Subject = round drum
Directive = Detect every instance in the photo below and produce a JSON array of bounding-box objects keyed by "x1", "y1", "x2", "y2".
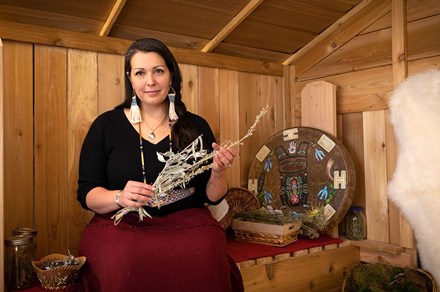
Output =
[{"x1": 247, "y1": 127, "x2": 356, "y2": 228}]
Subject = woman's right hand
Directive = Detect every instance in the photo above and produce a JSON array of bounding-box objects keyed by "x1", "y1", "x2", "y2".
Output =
[{"x1": 118, "y1": 180, "x2": 155, "y2": 208}]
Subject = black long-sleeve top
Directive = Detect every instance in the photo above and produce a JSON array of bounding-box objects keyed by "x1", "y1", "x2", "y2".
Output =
[{"x1": 77, "y1": 109, "x2": 219, "y2": 216}]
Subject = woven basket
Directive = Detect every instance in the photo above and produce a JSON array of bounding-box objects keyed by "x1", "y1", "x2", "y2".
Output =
[
  {"x1": 32, "y1": 254, "x2": 86, "y2": 290},
  {"x1": 342, "y1": 263, "x2": 438, "y2": 292},
  {"x1": 218, "y1": 187, "x2": 261, "y2": 229},
  {"x1": 231, "y1": 218, "x2": 302, "y2": 247}
]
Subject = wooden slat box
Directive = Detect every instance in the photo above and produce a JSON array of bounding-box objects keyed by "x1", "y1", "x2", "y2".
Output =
[{"x1": 227, "y1": 235, "x2": 360, "y2": 292}]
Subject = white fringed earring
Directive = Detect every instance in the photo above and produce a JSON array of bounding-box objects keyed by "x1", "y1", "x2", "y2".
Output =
[
  {"x1": 129, "y1": 91, "x2": 142, "y2": 124},
  {"x1": 168, "y1": 86, "x2": 179, "y2": 121}
]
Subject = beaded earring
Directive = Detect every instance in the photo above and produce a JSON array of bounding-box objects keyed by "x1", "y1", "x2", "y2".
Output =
[
  {"x1": 129, "y1": 90, "x2": 142, "y2": 124},
  {"x1": 168, "y1": 86, "x2": 178, "y2": 121}
]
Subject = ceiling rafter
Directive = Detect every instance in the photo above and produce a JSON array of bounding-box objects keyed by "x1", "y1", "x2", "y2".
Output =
[
  {"x1": 0, "y1": 0, "x2": 370, "y2": 64},
  {"x1": 292, "y1": 0, "x2": 391, "y2": 78},
  {"x1": 201, "y1": 0, "x2": 264, "y2": 53},
  {"x1": 99, "y1": 0, "x2": 127, "y2": 36}
]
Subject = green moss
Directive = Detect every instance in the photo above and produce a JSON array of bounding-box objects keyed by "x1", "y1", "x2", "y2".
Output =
[{"x1": 344, "y1": 263, "x2": 433, "y2": 292}]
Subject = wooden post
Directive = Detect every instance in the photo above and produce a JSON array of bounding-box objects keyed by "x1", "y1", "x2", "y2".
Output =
[
  {"x1": 283, "y1": 65, "x2": 296, "y2": 127},
  {"x1": 390, "y1": 0, "x2": 414, "y2": 251},
  {"x1": 392, "y1": 0, "x2": 407, "y2": 86},
  {"x1": 0, "y1": 37, "x2": 5, "y2": 292},
  {"x1": 301, "y1": 81, "x2": 339, "y2": 237},
  {"x1": 301, "y1": 81, "x2": 337, "y2": 136}
]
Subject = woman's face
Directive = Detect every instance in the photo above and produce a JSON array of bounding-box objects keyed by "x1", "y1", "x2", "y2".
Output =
[{"x1": 129, "y1": 51, "x2": 171, "y2": 107}]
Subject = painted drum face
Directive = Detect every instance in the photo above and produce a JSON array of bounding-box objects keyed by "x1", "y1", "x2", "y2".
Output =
[{"x1": 248, "y1": 127, "x2": 356, "y2": 228}]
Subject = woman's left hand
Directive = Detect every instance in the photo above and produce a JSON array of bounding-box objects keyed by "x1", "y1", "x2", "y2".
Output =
[{"x1": 212, "y1": 142, "x2": 236, "y2": 173}]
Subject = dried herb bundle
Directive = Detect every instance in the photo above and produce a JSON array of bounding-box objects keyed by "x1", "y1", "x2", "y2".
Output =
[
  {"x1": 42, "y1": 257, "x2": 80, "y2": 270},
  {"x1": 344, "y1": 263, "x2": 434, "y2": 291},
  {"x1": 292, "y1": 202, "x2": 329, "y2": 239},
  {"x1": 112, "y1": 106, "x2": 268, "y2": 224},
  {"x1": 237, "y1": 207, "x2": 299, "y2": 225}
]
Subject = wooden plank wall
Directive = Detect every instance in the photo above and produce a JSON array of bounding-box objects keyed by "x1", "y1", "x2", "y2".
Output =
[
  {"x1": 2, "y1": 41, "x2": 286, "y2": 258},
  {"x1": 293, "y1": 0, "x2": 440, "y2": 264}
]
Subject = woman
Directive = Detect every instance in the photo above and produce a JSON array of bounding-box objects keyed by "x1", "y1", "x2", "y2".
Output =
[{"x1": 77, "y1": 38, "x2": 243, "y2": 291}]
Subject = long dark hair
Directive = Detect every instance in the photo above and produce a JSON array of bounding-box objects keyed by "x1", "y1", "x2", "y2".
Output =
[{"x1": 116, "y1": 38, "x2": 198, "y2": 150}]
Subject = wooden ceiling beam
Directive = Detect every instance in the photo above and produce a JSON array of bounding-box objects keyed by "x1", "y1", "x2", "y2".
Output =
[
  {"x1": 99, "y1": 0, "x2": 127, "y2": 36},
  {"x1": 201, "y1": 0, "x2": 264, "y2": 53},
  {"x1": 283, "y1": 0, "x2": 390, "y2": 75},
  {"x1": 0, "y1": 20, "x2": 283, "y2": 76}
]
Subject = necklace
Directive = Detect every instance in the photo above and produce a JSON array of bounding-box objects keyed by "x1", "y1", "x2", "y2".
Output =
[
  {"x1": 138, "y1": 120, "x2": 173, "y2": 184},
  {"x1": 143, "y1": 114, "x2": 168, "y2": 140}
]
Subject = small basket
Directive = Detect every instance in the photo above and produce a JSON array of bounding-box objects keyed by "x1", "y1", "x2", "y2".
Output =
[
  {"x1": 32, "y1": 254, "x2": 86, "y2": 290},
  {"x1": 218, "y1": 187, "x2": 261, "y2": 229},
  {"x1": 231, "y1": 218, "x2": 302, "y2": 247}
]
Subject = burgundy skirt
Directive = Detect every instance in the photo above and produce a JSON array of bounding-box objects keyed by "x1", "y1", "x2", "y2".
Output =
[{"x1": 77, "y1": 208, "x2": 243, "y2": 292}]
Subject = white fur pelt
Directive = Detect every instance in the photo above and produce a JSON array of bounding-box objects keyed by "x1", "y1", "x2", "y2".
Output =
[{"x1": 388, "y1": 69, "x2": 440, "y2": 285}]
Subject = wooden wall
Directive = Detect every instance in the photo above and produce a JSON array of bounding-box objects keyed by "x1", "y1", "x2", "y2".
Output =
[
  {"x1": 2, "y1": 39, "x2": 287, "y2": 258},
  {"x1": 291, "y1": 0, "x2": 440, "y2": 265}
]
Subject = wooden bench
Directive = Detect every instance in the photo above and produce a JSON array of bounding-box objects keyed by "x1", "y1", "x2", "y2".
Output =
[{"x1": 18, "y1": 234, "x2": 360, "y2": 292}]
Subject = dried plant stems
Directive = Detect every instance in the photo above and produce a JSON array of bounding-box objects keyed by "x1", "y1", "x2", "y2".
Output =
[{"x1": 112, "y1": 105, "x2": 268, "y2": 224}]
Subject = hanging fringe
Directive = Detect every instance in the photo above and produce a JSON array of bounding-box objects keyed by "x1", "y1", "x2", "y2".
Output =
[
  {"x1": 129, "y1": 95, "x2": 142, "y2": 124},
  {"x1": 168, "y1": 93, "x2": 179, "y2": 121}
]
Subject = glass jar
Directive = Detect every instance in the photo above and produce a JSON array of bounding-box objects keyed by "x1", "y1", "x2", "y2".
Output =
[
  {"x1": 345, "y1": 206, "x2": 366, "y2": 240},
  {"x1": 12, "y1": 227, "x2": 38, "y2": 257},
  {"x1": 5, "y1": 235, "x2": 35, "y2": 290}
]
